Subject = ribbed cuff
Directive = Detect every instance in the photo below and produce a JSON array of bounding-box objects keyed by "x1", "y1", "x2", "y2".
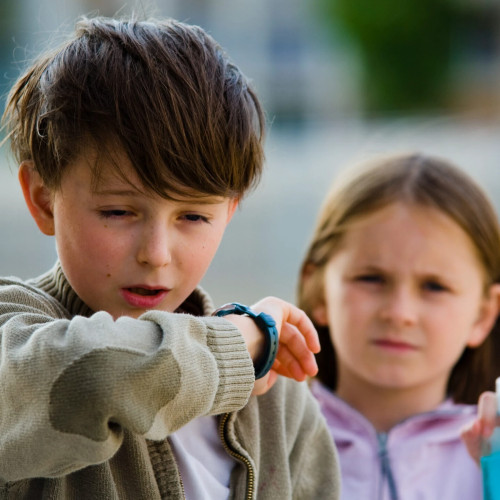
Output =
[{"x1": 205, "y1": 318, "x2": 255, "y2": 414}]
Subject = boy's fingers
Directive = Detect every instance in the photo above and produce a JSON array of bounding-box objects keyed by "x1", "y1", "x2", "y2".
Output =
[
  {"x1": 274, "y1": 339, "x2": 318, "y2": 379},
  {"x1": 252, "y1": 298, "x2": 320, "y2": 353},
  {"x1": 250, "y1": 298, "x2": 319, "y2": 382},
  {"x1": 278, "y1": 323, "x2": 309, "y2": 354},
  {"x1": 273, "y1": 344, "x2": 306, "y2": 380},
  {"x1": 281, "y1": 324, "x2": 319, "y2": 375},
  {"x1": 281, "y1": 305, "x2": 320, "y2": 353}
]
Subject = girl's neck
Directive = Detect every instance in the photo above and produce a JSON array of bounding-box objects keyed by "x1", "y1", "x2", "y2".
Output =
[{"x1": 336, "y1": 378, "x2": 448, "y2": 432}]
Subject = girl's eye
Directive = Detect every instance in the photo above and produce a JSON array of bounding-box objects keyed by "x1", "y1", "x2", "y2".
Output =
[
  {"x1": 98, "y1": 209, "x2": 132, "y2": 219},
  {"x1": 181, "y1": 214, "x2": 209, "y2": 223},
  {"x1": 356, "y1": 274, "x2": 385, "y2": 284},
  {"x1": 422, "y1": 280, "x2": 447, "y2": 292}
]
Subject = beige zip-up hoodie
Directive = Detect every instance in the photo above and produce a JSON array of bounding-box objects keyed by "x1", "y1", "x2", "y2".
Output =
[{"x1": 0, "y1": 262, "x2": 340, "y2": 499}]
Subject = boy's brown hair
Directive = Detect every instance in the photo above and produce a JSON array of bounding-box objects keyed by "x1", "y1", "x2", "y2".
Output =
[
  {"x1": 2, "y1": 16, "x2": 265, "y2": 198},
  {"x1": 298, "y1": 152, "x2": 500, "y2": 404}
]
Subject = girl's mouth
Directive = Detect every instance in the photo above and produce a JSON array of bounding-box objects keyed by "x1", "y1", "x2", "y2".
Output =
[{"x1": 372, "y1": 339, "x2": 418, "y2": 352}]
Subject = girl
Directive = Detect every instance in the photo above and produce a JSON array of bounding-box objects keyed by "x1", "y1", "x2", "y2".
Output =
[{"x1": 298, "y1": 152, "x2": 500, "y2": 499}]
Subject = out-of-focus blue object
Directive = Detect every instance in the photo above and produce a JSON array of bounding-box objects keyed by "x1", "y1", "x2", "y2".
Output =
[
  {"x1": 482, "y1": 451, "x2": 500, "y2": 499},
  {"x1": 481, "y1": 378, "x2": 500, "y2": 500}
]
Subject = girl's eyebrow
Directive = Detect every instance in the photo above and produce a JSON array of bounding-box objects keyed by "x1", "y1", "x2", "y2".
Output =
[{"x1": 351, "y1": 261, "x2": 385, "y2": 271}]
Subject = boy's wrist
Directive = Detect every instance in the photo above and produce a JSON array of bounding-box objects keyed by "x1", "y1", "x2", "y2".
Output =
[{"x1": 213, "y1": 303, "x2": 279, "y2": 379}]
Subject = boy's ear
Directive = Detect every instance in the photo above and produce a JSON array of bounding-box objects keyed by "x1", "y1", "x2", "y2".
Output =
[
  {"x1": 18, "y1": 161, "x2": 55, "y2": 236},
  {"x1": 467, "y1": 283, "x2": 500, "y2": 348},
  {"x1": 226, "y1": 198, "x2": 239, "y2": 223}
]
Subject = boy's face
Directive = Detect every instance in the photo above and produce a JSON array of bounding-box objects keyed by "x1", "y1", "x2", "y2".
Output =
[{"x1": 20, "y1": 153, "x2": 238, "y2": 319}]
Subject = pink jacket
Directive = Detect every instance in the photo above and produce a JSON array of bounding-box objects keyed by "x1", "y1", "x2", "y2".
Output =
[{"x1": 311, "y1": 381, "x2": 482, "y2": 500}]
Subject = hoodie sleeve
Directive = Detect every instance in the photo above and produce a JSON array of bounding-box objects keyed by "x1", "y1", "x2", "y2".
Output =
[{"x1": 0, "y1": 280, "x2": 254, "y2": 483}]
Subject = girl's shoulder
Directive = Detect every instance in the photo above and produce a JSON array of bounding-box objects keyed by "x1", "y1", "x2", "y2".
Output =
[{"x1": 310, "y1": 379, "x2": 478, "y2": 443}]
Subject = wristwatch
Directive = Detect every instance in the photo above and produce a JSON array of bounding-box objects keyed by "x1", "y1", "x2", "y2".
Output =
[{"x1": 213, "y1": 302, "x2": 279, "y2": 379}]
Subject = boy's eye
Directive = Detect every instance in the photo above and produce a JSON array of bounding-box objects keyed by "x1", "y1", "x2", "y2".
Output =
[
  {"x1": 98, "y1": 209, "x2": 131, "y2": 218},
  {"x1": 181, "y1": 214, "x2": 209, "y2": 223}
]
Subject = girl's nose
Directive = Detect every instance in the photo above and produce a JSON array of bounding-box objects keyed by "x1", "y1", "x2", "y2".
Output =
[
  {"x1": 136, "y1": 223, "x2": 172, "y2": 268},
  {"x1": 379, "y1": 287, "x2": 418, "y2": 328}
]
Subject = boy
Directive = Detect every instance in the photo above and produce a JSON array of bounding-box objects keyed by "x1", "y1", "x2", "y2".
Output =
[{"x1": 0, "y1": 16, "x2": 340, "y2": 500}]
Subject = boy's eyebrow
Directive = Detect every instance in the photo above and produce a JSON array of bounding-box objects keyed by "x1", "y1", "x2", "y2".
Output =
[
  {"x1": 93, "y1": 188, "x2": 140, "y2": 197},
  {"x1": 93, "y1": 188, "x2": 227, "y2": 205}
]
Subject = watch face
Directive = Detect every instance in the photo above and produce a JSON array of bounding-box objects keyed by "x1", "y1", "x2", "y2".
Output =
[
  {"x1": 213, "y1": 302, "x2": 249, "y2": 317},
  {"x1": 218, "y1": 303, "x2": 239, "y2": 313}
]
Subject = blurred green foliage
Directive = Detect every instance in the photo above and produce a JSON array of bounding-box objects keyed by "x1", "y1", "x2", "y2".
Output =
[
  {"x1": 0, "y1": 0, "x2": 19, "y2": 136},
  {"x1": 0, "y1": 0, "x2": 18, "y2": 56},
  {"x1": 316, "y1": 0, "x2": 463, "y2": 114}
]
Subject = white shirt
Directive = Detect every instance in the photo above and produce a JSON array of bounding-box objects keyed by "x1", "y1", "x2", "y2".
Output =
[{"x1": 169, "y1": 416, "x2": 236, "y2": 499}]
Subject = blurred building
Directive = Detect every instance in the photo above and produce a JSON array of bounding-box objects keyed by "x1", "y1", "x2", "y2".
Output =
[
  {"x1": 2, "y1": 0, "x2": 500, "y2": 122},
  {"x1": 2, "y1": 0, "x2": 500, "y2": 303},
  {"x1": 0, "y1": 0, "x2": 360, "y2": 126},
  {"x1": 449, "y1": 0, "x2": 500, "y2": 118}
]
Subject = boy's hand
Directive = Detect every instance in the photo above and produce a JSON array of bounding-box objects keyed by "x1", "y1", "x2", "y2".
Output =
[
  {"x1": 225, "y1": 297, "x2": 320, "y2": 395},
  {"x1": 461, "y1": 391, "x2": 497, "y2": 465},
  {"x1": 252, "y1": 296, "x2": 320, "y2": 378}
]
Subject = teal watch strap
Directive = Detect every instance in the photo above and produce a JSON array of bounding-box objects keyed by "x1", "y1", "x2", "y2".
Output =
[{"x1": 213, "y1": 302, "x2": 279, "y2": 379}]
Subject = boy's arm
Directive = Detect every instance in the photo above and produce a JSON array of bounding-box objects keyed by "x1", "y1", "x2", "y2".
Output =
[{"x1": 0, "y1": 282, "x2": 254, "y2": 482}]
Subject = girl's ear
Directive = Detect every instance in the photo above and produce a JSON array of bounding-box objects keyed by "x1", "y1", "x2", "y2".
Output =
[
  {"x1": 311, "y1": 302, "x2": 328, "y2": 326},
  {"x1": 302, "y1": 262, "x2": 329, "y2": 326},
  {"x1": 467, "y1": 283, "x2": 500, "y2": 348},
  {"x1": 18, "y1": 161, "x2": 55, "y2": 236}
]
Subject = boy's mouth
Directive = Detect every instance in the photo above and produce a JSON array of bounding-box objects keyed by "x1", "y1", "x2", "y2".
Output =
[
  {"x1": 121, "y1": 286, "x2": 169, "y2": 309},
  {"x1": 127, "y1": 287, "x2": 163, "y2": 296}
]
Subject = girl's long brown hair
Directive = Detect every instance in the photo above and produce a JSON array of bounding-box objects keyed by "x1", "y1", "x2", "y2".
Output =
[{"x1": 298, "y1": 153, "x2": 500, "y2": 403}]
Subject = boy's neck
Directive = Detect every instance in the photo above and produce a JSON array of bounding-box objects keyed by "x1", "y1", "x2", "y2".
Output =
[{"x1": 335, "y1": 377, "x2": 448, "y2": 432}]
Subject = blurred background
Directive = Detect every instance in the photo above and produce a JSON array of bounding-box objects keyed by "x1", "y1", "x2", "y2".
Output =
[{"x1": 1, "y1": 0, "x2": 500, "y2": 306}]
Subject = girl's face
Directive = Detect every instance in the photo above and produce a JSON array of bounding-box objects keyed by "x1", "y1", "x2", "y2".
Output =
[{"x1": 313, "y1": 202, "x2": 500, "y2": 405}]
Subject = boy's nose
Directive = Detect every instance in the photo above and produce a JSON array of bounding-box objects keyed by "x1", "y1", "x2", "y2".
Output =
[
  {"x1": 379, "y1": 287, "x2": 418, "y2": 328},
  {"x1": 136, "y1": 224, "x2": 172, "y2": 268}
]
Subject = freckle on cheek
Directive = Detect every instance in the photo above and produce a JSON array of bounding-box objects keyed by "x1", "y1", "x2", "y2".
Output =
[{"x1": 107, "y1": 274, "x2": 111, "y2": 278}]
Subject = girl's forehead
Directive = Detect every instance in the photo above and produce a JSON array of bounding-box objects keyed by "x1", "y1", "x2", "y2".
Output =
[
  {"x1": 336, "y1": 202, "x2": 486, "y2": 276},
  {"x1": 345, "y1": 202, "x2": 461, "y2": 244}
]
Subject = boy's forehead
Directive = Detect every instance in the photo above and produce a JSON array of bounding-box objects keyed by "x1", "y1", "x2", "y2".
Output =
[
  {"x1": 91, "y1": 167, "x2": 229, "y2": 204},
  {"x1": 69, "y1": 148, "x2": 232, "y2": 203}
]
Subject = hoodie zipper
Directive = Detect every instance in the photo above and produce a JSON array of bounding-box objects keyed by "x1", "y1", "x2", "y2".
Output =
[
  {"x1": 377, "y1": 432, "x2": 399, "y2": 500},
  {"x1": 219, "y1": 413, "x2": 255, "y2": 500}
]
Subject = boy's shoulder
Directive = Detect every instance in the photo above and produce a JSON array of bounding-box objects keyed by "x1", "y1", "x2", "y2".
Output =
[
  {"x1": 0, "y1": 267, "x2": 71, "y2": 319},
  {"x1": 0, "y1": 263, "x2": 216, "y2": 320}
]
